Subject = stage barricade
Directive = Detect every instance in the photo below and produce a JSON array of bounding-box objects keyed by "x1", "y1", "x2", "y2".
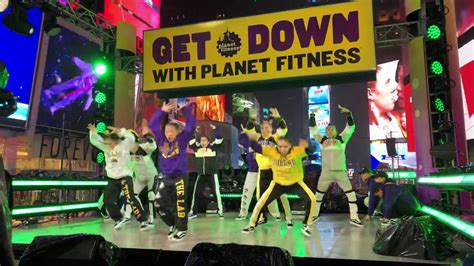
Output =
[
  {"x1": 19, "y1": 234, "x2": 125, "y2": 266},
  {"x1": 185, "y1": 242, "x2": 294, "y2": 266}
]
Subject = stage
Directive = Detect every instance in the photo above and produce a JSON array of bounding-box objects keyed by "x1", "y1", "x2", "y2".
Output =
[{"x1": 11, "y1": 213, "x2": 467, "y2": 265}]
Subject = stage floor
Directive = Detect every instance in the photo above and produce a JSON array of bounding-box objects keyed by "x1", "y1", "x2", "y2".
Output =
[{"x1": 12, "y1": 213, "x2": 466, "y2": 265}]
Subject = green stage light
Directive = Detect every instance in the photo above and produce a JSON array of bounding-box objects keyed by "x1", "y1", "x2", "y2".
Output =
[
  {"x1": 427, "y1": 24, "x2": 441, "y2": 40},
  {"x1": 96, "y1": 152, "x2": 105, "y2": 164},
  {"x1": 421, "y1": 206, "x2": 474, "y2": 238},
  {"x1": 430, "y1": 61, "x2": 444, "y2": 75},
  {"x1": 386, "y1": 171, "x2": 417, "y2": 179},
  {"x1": 12, "y1": 180, "x2": 108, "y2": 187},
  {"x1": 94, "y1": 63, "x2": 107, "y2": 76},
  {"x1": 96, "y1": 122, "x2": 107, "y2": 133},
  {"x1": 220, "y1": 194, "x2": 301, "y2": 199},
  {"x1": 94, "y1": 92, "x2": 107, "y2": 104},
  {"x1": 12, "y1": 202, "x2": 99, "y2": 217},
  {"x1": 434, "y1": 97, "x2": 445, "y2": 112}
]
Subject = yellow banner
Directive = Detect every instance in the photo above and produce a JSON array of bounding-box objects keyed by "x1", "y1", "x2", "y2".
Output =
[{"x1": 143, "y1": 0, "x2": 375, "y2": 92}]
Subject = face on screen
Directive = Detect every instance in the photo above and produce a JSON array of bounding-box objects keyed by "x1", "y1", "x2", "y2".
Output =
[{"x1": 368, "y1": 60, "x2": 400, "y2": 113}]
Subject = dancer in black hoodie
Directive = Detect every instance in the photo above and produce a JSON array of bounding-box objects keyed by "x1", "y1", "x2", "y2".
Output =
[{"x1": 188, "y1": 124, "x2": 224, "y2": 219}]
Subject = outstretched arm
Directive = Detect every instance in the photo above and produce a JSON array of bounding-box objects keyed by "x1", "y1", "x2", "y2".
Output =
[
  {"x1": 88, "y1": 124, "x2": 108, "y2": 151},
  {"x1": 181, "y1": 102, "x2": 197, "y2": 141},
  {"x1": 309, "y1": 113, "x2": 323, "y2": 143},
  {"x1": 149, "y1": 102, "x2": 173, "y2": 140},
  {"x1": 339, "y1": 105, "x2": 355, "y2": 142},
  {"x1": 188, "y1": 132, "x2": 199, "y2": 152},
  {"x1": 210, "y1": 124, "x2": 224, "y2": 149},
  {"x1": 140, "y1": 135, "x2": 158, "y2": 154},
  {"x1": 270, "y1": 108, "x2": 288, "y2": 139}
]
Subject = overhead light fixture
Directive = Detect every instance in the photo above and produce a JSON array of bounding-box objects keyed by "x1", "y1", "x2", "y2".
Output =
[
  {"x1": 0, "y1": 0, "x2": 9, "y2": 13},
  {"x1": 0, "y1": 89, "x2": 17, "y2": 117},
  {"x1": 2, "y1": 2, "x2": 34, "y2": 36},
  {"x1": 43, "y1": 13, "x2": 61, "y2": 36}
]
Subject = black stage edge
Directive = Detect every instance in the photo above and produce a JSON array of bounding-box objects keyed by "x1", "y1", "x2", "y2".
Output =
[{"x1": 13, "y1": 244, "x2": 449, "y2": 266}]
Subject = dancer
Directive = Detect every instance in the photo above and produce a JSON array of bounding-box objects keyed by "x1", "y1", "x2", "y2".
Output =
[
  {"x1": 242, "y1": 108, "x2": 292, "y2": 225},
  {"x1": 235, "y1": 137, "x2": 259, "y2": 220},
  {"x1": 309, "y1": 105, "x2": 363, "y2": 227},
  {"x1": 240, "y1": 134, "x2": 316, "y2": 236},
  {"x1": 188, "y1": 124, "x2": 224, "y2": 219},
  {"x1": 149, "y1": 101, "x2": 196, "y2": 241},
  {"x1": 359, "y1": 169, "x2": 392, "y2": 221},
  {"x1": 88, "y1": 124, "x2": 150, "y2": 230},
  {"x1": 123, "y1": 126, "x2": 159, "y2": 229},
  {"x1": 371, "y1": 182, "x2": 420, "y2": 222}
]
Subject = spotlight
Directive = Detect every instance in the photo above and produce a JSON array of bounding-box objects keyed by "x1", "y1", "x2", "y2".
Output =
[
  {"x1": 0, "y1": 0, "x2": 9, "y2": 13},
  {"x1": 93, "y1": 63, "x2": 107, "y2": 76},
  {"x1": 2, "y1": 3, "x2": 34, "y2": 36},
  {"x1": 43, "y1": 13, "x2": 60, "y2": 36},
  {"x1": 0, "y1": 90, "x2": 17, "y2": 117},
  {"x1": 94, "y1": 92, "x2": 107, "y2": 104}
]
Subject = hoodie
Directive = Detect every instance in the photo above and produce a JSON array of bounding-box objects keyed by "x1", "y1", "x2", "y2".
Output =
[{"x1": 149, "y1": 104, "x2": 196, "y2": 178}]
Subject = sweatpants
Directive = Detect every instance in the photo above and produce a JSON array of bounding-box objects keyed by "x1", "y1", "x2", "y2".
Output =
[
  {"x1": 124, "y1": 175, "x2": 158, "y2": 222},
  {"x1": 155, "y1": 175, "x2": 188, "y2": 231},
  {"x1": 104, "y1": 177, "x2": 148, "y2": 222},
  {"x1": 313, "y1": 170, "x2": 359, "y2": 220},
  {"x1": 250, "y1": 181, "x2": 315, "y2": 227},
  {"x1": 190, "y1": 174, "x2": 223, "y2": 215},
  {"x1": 257, "y1": 169, "x2": 292, "y2": 221},
  {"x1": 238, "y1": 171, "x2": 258, "y2": 217}
]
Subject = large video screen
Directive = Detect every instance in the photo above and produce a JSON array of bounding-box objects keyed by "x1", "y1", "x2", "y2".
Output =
[
  {"x1": 37, "y1": 26, "x2": 102, "y2": 132},
  {"x1": 367, "y1": 48, "x2": 416, "y2": 170},
  {"x1": 0, "y1": 7, "x2": 42, "y2": 127},
  {"x1": 308, "y1": 85, "x2": 330, "y2": 164},
  {"x1": 456, "y1": 0, "x2": 474, "y2": 142}
]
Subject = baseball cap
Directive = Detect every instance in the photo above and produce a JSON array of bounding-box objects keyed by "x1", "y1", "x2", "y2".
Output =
[{"x1": 358, "y1": 167, "x2": 374, "y2": 175}]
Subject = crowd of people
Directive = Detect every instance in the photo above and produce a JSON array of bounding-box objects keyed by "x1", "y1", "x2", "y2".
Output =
[{"x1": 89, "y1": 101, "x2": 420, "y2": 241}]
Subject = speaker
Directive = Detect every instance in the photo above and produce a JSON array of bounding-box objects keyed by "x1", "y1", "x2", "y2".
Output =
[
  {"x1": 19, "y1": 235, "x2": 125, "y2": 266},
  {"x1": 385, "y1": 138, "x2": 397, "y2": 157}
]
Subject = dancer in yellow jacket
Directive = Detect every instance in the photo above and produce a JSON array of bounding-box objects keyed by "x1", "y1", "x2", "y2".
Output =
[
  {"x1": 241, "y1": 108, "x2": 292, "y2": 225},
  {"x1": 240, "y1": 134, "x2": 316, "y2": 236}
]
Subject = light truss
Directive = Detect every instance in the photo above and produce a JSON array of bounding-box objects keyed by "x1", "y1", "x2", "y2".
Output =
[
  {"x1": 39, "y1": 0, "x2": 116, "y2": 43},
  {"x1": 375, "y1": 21, "x2": 421, "y2": 48},
  {"x1": 116, "y1": 54, "x2": 143, "y2": 74}
]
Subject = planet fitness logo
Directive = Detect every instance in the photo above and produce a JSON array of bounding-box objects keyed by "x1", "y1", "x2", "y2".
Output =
[{"x1": 217, "y1": 30, "x2": 241, "y2": 57}]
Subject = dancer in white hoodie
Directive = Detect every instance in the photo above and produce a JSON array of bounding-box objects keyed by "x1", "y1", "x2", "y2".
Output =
[
  {"x1": 309, "y1": 105, "x2": 363, "y2": 227},
  {"x1": 88, "y1": 124, "x2": 151, "y2": 231}
]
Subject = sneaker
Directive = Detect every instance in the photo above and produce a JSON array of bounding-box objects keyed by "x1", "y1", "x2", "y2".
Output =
[
  {"x1": 168, "y1": 226, "x2": 176, "y2": 240},
  {"x1": 114, "y1": 218, "x2": 131, "y2": 230},
  {"x1": 287, "y1": 221, "x2": 293, "y2": 228},
  {"x1": 275, "y1": 216, "x2": 282, "y2": 222},
  {"x1": 218, "y1": 213, "x2": 224, "y2": 219},
  {"x1": 241, "y1": 225, "x2": 256, "y2": 234},
  {"x1": 301, "y1": 225, "x2": 311, "y2": 236},
  {"x1": 140, "y1": 222, "x2": 154, "y2": 231},
  {"x1": 172, "y1": 231, "x2": 187, "y2": 241},
  {"x1": 350, "y1": 218, "x2": 364, "y2": 227},
  {"x1": 310, "y1": 216, "x2": 319, "y2": 225},
  {"x1": 257, "y1": 216, "x2": 267, "y2": 225},
  {"x1": 188, "y1": 212, "x2": 197, "y2": 220},
  {"x1": 235, "y1": 215, "x2": 246, "y2": 221}
]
